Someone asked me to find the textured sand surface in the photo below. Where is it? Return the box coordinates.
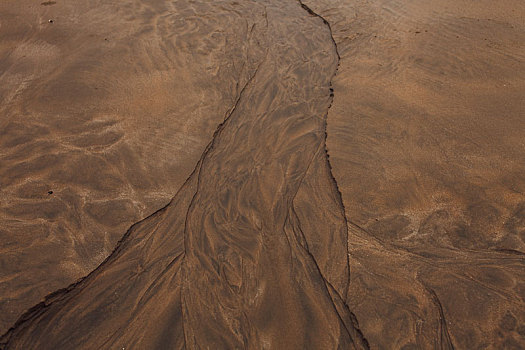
[1,0,264,333]
[303,0,525,348]
[0,0,524,348]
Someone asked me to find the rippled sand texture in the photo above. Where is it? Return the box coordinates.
[0,0,370,348]
[1,0,524,348]
[303,0,525,348]
[0,0,269,333]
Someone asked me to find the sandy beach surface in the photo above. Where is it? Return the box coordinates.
[0,0,524,348]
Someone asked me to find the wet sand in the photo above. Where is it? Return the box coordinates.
[1,0,524,348]
[304,0,525,348]
[1,0,265,333]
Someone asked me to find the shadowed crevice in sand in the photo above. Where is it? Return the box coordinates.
[0,0,369,348]
[295,1,370,347]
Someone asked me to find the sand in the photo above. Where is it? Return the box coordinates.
[0,0,524,348]
[304,0,525,347]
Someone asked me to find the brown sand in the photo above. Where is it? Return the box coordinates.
[1,0,263,334]
[0,0,524,348]
[302,0,525,348]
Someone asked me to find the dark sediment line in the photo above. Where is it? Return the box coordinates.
[424,287,455,350]
[297,1,369,347]
[298,2,340,60]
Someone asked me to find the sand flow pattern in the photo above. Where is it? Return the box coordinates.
[1,0,369,348]
[1,0,525,348]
